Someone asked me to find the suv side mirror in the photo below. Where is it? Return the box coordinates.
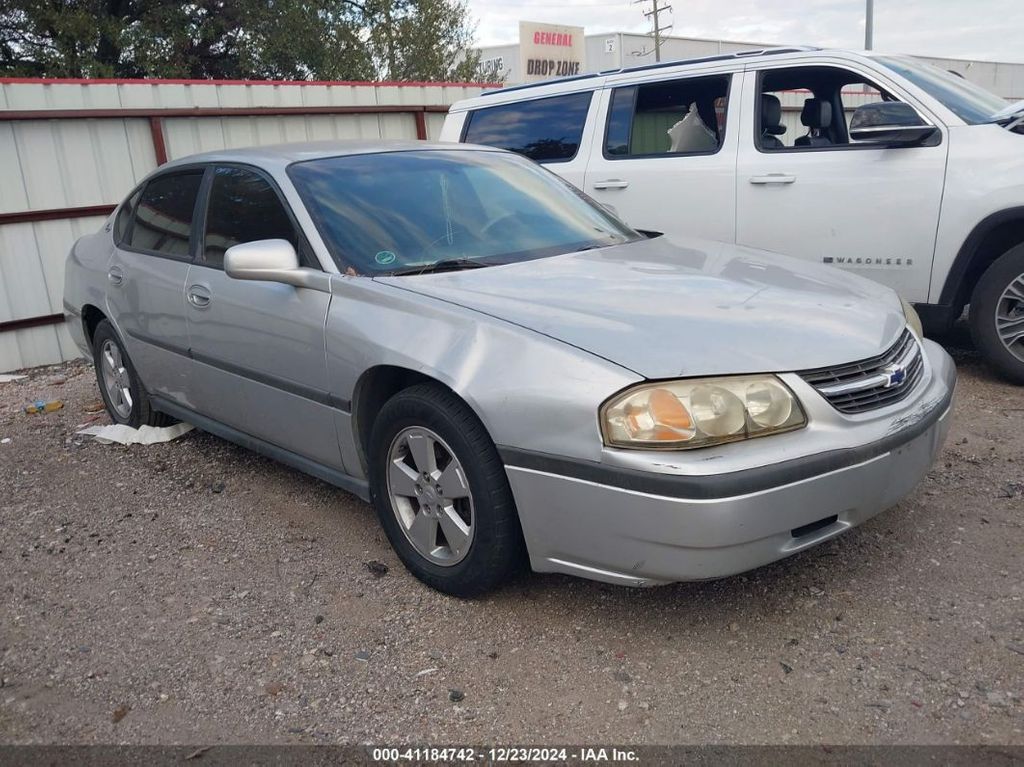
[224,239,331,292]
[849,102,938,146]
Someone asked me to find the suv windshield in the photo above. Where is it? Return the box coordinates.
[288,149,638,275]
[875,55,1009,124]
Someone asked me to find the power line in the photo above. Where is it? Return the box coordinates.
[634,0,672,61]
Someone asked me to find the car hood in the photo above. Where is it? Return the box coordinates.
[374,236,907,379]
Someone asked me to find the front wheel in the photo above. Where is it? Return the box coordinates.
[368,383,525,597]
[970,243,1024,384]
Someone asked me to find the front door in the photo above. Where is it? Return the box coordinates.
[183,165,342,469]
[734,63,948,302]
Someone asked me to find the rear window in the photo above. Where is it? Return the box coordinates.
[462,92,593,163]
[126,170,204,258]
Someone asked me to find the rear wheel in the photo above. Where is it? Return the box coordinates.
[368,383,525,597]
[91,320,172,427]
[970,244,1024,384]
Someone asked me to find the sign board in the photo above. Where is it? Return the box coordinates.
[518,21,586,83]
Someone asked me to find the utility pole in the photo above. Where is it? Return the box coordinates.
[636,0,672,62]
[865,0,874,50]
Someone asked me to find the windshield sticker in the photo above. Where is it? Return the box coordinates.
[374,250,397,266]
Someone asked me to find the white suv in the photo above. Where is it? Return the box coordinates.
[441,47,1024,382]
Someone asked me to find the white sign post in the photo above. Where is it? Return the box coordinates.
[518,21,586,83]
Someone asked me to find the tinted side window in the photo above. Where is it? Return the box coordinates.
[462,92,592,162]
[126,171,203,257]
[113,188,142,245]
[202,167,298,268]
[604,74,730,158]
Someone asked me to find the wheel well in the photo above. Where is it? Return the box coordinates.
[941,209,1024,312]
[351,366,445,473]
[80,304,106,351]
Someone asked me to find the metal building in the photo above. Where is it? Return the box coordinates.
[0,78,495,372]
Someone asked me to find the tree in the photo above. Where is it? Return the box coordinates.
[0,0,485,81]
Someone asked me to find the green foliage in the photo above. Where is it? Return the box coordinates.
[0,0,485,80]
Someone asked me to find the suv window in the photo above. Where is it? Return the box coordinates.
[462,92,593,163]
[202,167,299,268]
[604,74,730,158]
[757,66,899,151]
[126,170,204,257]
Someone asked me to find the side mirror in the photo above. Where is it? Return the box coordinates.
[849,101,938,146]
[224,239,330,292]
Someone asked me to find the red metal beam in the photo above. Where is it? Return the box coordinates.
[0,313,65,333]
[0,76,502,89]
[414,111,428,140]
[149,116,168,165]
[0,204,115,225]
[0,104,451,121]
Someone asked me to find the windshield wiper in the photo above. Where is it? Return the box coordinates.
[389,258,493,276]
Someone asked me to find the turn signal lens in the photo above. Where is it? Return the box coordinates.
[601,375,806,450]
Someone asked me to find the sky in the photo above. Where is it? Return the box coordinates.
[468,0,1024,63]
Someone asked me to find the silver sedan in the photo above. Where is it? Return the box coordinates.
[63,142,956,596]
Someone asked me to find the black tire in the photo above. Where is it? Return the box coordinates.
[969,243,1024,385]
[91,319,173,428]
[368,383,526,597]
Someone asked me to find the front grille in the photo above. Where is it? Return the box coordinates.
[798,329,924,414]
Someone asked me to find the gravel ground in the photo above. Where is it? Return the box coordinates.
[0,326,1021,746]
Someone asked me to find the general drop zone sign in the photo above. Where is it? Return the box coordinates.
[519,21,586,83]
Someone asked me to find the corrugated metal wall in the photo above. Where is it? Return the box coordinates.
[0,79,493,372]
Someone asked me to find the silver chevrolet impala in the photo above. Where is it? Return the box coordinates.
[63,142,956,596]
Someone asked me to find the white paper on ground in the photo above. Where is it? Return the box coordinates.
[0,374,28,383]
[77,422,194,445]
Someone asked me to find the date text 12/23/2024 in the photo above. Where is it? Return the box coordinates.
[371,747,639,762]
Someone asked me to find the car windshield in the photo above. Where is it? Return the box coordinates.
[875,55,1010,125]
[287,149,639,275]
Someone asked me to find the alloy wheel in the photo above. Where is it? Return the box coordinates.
[996,273,1024,363]
[99,339,133,419]
[386,426,474,566]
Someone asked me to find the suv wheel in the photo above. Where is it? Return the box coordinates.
[368,383,525,597]
[92,320,172,427]
[970,244,1024,384]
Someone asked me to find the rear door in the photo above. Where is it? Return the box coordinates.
[184,164,342,469]
[582,67,739,241]
[107,168,204,403]
[734,61,948,301]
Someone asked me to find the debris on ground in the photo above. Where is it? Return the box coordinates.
[76,422,194,445]
[24,399,63,414]
[365,560,389,578]
[0,373,27,383]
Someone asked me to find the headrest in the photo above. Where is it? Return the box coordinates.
[761,94,785,135]
[800,98,833,129]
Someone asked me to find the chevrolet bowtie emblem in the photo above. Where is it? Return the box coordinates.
[882,363,907,388]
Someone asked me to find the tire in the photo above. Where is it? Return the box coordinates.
[91,319,173,428]
[969,243,1024,385]
[368,383,526,597]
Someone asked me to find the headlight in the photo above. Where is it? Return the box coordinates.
[901,298,923,338]
[601,375,807,450]
[598,374,806,448]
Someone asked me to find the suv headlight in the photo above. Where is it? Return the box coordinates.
[601,375,806,450]
[901,298,923,338]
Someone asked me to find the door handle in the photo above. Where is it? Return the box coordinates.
[186,285,212,309]
[592,179,630,190]
[107,266,124,286]
[749,174,796,185]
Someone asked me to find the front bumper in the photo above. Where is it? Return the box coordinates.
[503,340,956,586]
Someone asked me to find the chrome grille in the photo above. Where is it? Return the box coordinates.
[798,330,924,414]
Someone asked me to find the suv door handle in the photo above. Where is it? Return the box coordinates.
[107,266,124,286]
[186,285,212,309]
[592,179,630,190]
[749,174,796,185]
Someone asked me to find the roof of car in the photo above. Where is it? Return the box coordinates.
[160,140,493,170]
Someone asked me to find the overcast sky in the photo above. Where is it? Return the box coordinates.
[469,0,1024,63]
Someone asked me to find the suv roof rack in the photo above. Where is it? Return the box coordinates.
[480,46,821,98]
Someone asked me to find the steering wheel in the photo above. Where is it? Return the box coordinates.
[480,213,523,239]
